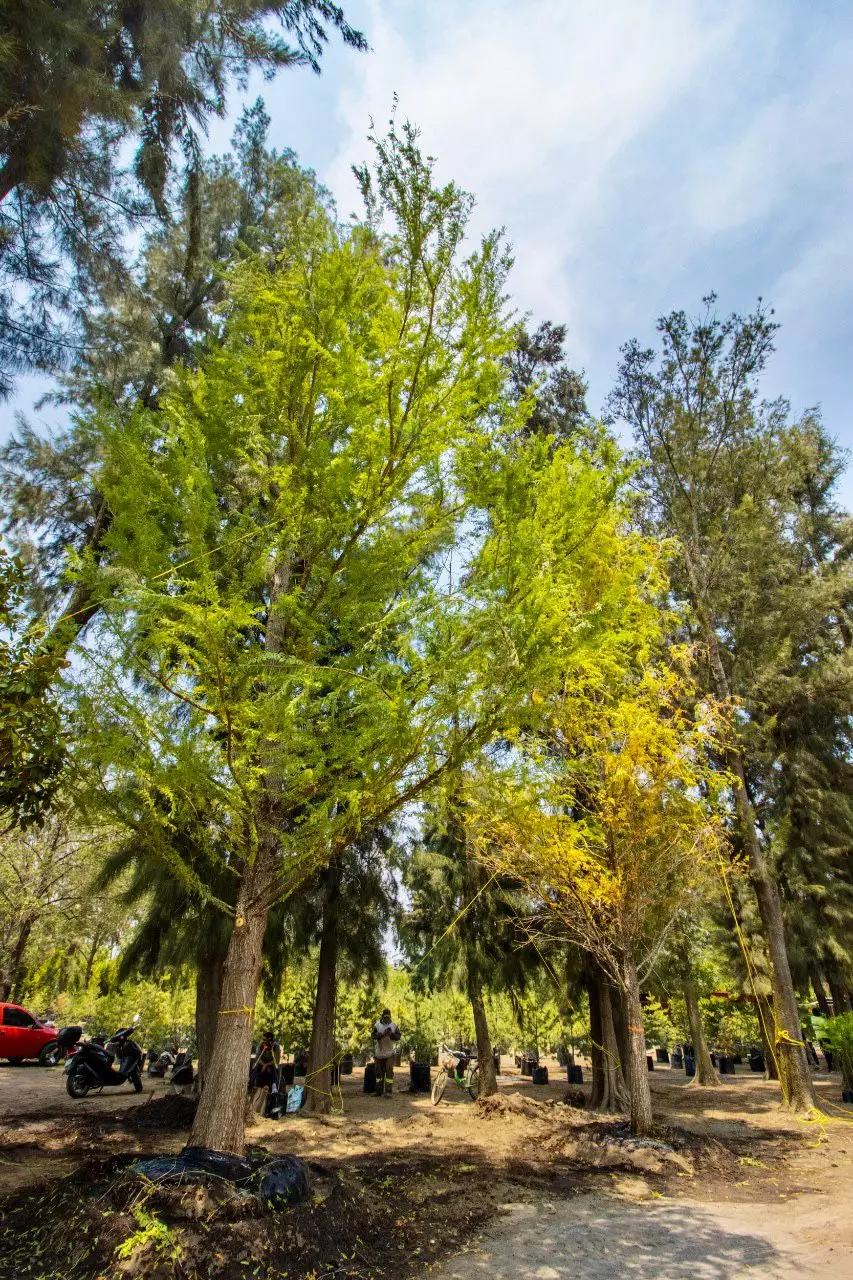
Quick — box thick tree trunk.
[683,976,719,1086]
[621,955,654,1135]
[756,994,780,1080]
[689,589,817,1111]
[810,968,832,1019]
[187,862,270,1154]
[590,973,629,1112]
[469,970,497,1097]
[307,861,341,1114]
[195,950,224,1092]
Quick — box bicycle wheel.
[431,1068,448,1105]
[467,1065,480,1101]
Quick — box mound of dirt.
[0,1152,502,1280]
[123,1094,198,1131]
[475,1094,556,1121]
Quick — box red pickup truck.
[0,1002,61,1066]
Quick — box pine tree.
[608,296,824,1111]
[402,795,534,1099]
[0,0,365,395]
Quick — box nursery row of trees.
[2,5,853,1150]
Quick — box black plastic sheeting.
[132,1147,312,1210]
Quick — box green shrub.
[821,1012,853,1091]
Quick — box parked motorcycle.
[61,1016,144,1099]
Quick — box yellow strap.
[219,1005,254,1016]
[775,1029,805,1047]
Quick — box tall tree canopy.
[0,0,365,394]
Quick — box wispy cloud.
[322,0,852,461]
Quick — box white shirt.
[373,1019,398,1059]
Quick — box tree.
[0,548,68,828]
[0,803,119,999]
[479,643,725,1135]
[402,795,533,1099]
[608,297,825,1111]
[0,103,322,649]
[294,828,396,1113]
[0,0,365,395]
[73,122,596,1155]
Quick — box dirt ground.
[1,1059,852,1278]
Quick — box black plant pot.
[718,1056,735,1075]
[568,1064,584,1085]
[685,1056,696,1078]
[363,1062,376,1093]
[340,1054,354,1075]
[842,1089,853,1104]
[280,1062,295,1086]
[646,1055,655,1072]
[493,1052,501,1073]
[749,1052,765,1073]
[671,1051,684,1070]
[409,1061,431,1093]
[710,1052,718,1067]
[656,1048,669,1064]
[294,1052,308,1077]
[531,1065,549,1085]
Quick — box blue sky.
[6,0,853,499]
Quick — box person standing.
[373,1009,400,1097]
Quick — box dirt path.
[2,1060,852,1278]
[429,1181,853,1279]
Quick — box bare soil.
[0,1059,851,1279]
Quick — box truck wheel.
[39,1041,62,1067]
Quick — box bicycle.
[431,1046,480,1104]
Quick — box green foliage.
[820,1012,853,1090]
[0,0,365,394]
[0,549,68,826]
[641,997,679,1049]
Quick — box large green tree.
[608,297,853,1110]
[74,123,599,1155]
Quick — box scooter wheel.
[66,1069,90,1099]
[131,1069,143,1094]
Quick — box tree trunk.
[1,918,34,1001]
[621,955,654,1135]
[187,861,270,1155]
[307,861,342,1114]
[689,588,817,1111]
[195,950,224,1092]
[588,974,604,1100]
[826,969,853,1015]
[590,973,629,1112]
[469,969,497,1097]
[810,968,832,1019]
[683,976,719,1086]
[45,501,113,656]
[756,994,780,1080]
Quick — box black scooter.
[61,1016,144,1099]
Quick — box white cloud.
[324,0,745,339]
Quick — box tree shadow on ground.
[434,1196,782,1280]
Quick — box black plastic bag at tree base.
[131,1147,312,1210]
[258,1155,313,1209]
